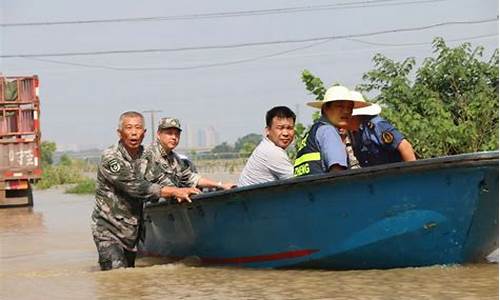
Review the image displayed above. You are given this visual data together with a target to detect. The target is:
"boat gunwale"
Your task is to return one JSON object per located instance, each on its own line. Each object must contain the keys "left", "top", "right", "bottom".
{"left": 145, "top": 151, "right": 499, "bottom": 210}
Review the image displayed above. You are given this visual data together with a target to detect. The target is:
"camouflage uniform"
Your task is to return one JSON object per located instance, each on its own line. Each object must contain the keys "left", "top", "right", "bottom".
{"left": 140, "top": 117, "right": 201, "bottom": 188}
{"left": 91, "top": 142, "right": 162, "bottom": 270}
{"left": 344, "top": 133, "right": 361, "bottom": 169}
{"left": 142, "top": 142, "right": 200, "bottom": 188}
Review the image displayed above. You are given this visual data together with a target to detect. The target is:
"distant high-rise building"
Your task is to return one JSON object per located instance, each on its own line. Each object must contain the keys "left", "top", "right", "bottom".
{"left": 205, "top": 126, "right": 219, "bottom": 148}
{"left": 197, "top": 129, "right": 207, "bottom": 148}
{"left": 185, "top": 124, "right": 196, "bottom": 149}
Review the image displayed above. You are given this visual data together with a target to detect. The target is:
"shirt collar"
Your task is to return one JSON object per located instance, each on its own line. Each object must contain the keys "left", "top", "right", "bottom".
{"left": 318, "top": 116, "right": 341, "bottom": 134}
{"left": 155, "top": 140, "right": 172, "bottom": 158}
{"left": 118, "top": 141, "right": 143, "bottom": 162}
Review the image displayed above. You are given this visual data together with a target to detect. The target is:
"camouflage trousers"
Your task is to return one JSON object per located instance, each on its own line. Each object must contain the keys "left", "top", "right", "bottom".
{"left": 93, "top": 238, "right": 137, "bottom": 271}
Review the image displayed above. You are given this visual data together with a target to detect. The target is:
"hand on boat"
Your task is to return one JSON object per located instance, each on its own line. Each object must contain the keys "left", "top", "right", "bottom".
{"left": 173, "top": 187, "right": 201, "bottom": 203}
{"left": 219, "top": 182, "right": 236, "bottom": 190}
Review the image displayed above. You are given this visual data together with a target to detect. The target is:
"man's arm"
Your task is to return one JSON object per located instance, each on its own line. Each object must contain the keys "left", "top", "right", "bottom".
{"left": 397, "top": 139, "right": 416, "bottom": 161}
{"left": 197, "top": 177, "right": 234, "bottom": 190}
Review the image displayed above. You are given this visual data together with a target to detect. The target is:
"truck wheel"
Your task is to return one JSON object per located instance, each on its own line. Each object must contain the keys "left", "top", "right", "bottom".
{"left": 27, "top": 184, "right": 34, "bottom": 207}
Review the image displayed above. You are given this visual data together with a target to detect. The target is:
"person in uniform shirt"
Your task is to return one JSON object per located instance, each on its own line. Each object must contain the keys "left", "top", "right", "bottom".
{"left": 142, "top": 117, "right": 234, "bottom": 193}
{"left": 91, "top": 111, "right": 199, "bottom": 271}
{"left": 294, "top": 86, "right": 371, "bottom": 176}
{"left": 348, "top": 91, "right": 416, "bottom": 167}
{"left": 238, "top": 106, "right": 295, "bottom": 186}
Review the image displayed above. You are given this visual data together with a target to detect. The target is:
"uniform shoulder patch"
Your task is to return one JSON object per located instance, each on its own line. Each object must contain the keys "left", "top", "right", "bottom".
{"left": 108, "top": 159, "right": 121, "bottom": 173}
{"left": 381, "top": 131, "right": 394, "bottom": 144}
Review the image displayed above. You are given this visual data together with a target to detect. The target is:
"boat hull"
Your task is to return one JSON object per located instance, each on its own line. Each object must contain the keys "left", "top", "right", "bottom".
{"left": 140, "top": 152, "right": 499, "bottom": 269}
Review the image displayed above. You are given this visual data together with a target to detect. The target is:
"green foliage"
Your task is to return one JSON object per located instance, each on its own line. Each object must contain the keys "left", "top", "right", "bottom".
{"left": 302, "top": 70, "right": 327, "bottom": 100}
{"left": 65, "top": 178, "right": 96, "bottom": 194}
{"left": 288, "top": 122, "right": 306, "bottom": 159}
{"left": 40, "top": 141, "right": 56, "bottom": 166}
{"left": 291, "top": 70, "right": 326, "bottom": 159}
{"left": 234, "top": 133, "right": 262, "bottom": 152}
{"left": 358, "top": 37, "right": 499, "bottom": 157}
{"left": 36, "top": 165, "right": 86, "bottom": 189}
{"left": 59, "top": 154, "right": 72, "bottom": 166}
{"left": 211, "top": 142, "right": 234, "bottom": 153}
{"left": 35, "top": 154, "right": 96, "bottom": 190}
{"left": 239, "top": 142, "right": 257, "bottom": 158}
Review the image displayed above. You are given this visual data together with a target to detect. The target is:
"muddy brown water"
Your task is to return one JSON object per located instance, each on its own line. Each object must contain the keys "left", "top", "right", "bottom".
{"left": 0, "top": 188, "right": 498, "bottom": 300}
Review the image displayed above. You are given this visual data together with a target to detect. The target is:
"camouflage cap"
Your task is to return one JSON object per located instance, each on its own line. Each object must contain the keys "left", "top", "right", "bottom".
{"left": 158, "top": 117, "right": 182, "bottom": 131}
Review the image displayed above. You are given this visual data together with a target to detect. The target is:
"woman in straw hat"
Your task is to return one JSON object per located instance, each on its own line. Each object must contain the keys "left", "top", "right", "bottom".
{"left": 348, "top": 91, "right": 416, "bottom": 167}
{"left": 293, "top": 85, "right": 371, "bottom": 177}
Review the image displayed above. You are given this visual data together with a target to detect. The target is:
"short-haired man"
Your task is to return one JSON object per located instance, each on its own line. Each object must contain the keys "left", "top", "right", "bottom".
{"left": 238, "top": 106, "right": 296, "bottom": 186}
{"left": 294, "top": 86, "right": 371, "bottom": 176}
{"left": 91, "top": 112, "right": 199, "bottom": 271}
{"left": 348, "top": 92, "right": 416, "bottom": 166}
{"left": 142, "top": 118, "right": 234, "bottom": 195}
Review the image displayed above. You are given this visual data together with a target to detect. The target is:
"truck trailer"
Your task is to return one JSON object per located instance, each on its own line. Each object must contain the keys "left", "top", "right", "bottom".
{"left": 0, "top": 75, "right": 42, "bottom": 207}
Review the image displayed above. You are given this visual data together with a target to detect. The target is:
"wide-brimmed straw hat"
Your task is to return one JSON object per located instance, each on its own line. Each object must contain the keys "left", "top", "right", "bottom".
{"left": 307, "top": 86, "right": 372, "bottom": 109}
{"left": 350, "top": 91, "right": 382, "bottom": 116}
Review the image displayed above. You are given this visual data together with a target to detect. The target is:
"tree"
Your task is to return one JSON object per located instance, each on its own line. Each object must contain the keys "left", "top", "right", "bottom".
{"left": 40, "top": 141, "right": 56, "bottom": 166}
{"left": 358, "top": 37, "right": 498, "bottom": 157}
{"left": 291, "top": 70, "right": 325, "bottom": 158}
{"left": 59, "top": 154, "right": 72, "bottom": 166}
{"left": 239, "top": 142, "right": 257, "bottom": 157}
{"left": 234, "top": 133, "right": 262, "bottom": 152}
{"left": 211, "top": 142, "right": 234, "bottom": 153}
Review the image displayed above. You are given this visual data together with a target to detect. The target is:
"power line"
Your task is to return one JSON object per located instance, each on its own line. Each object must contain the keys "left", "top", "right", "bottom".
{"left": 2, "top": 17, "right": 497, "bottom": 59}
{"left": 347, "top": 33, "right": 498, "bottom": 47}
{"left": 26, "top": 39, "right": 332, "bottom": 71}
{"left": 23, "top": 32, "right": 498, "bottom": 72}
{"left": 1, "top": 0, "right": 447, "bottom": 27}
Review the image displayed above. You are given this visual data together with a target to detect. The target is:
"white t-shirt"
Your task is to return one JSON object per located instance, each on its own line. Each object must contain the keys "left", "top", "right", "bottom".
{"left": 237, "top": 137, "right": 293, "bottom": 187}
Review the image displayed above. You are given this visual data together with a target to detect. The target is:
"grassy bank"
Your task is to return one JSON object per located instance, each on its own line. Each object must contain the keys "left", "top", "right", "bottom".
{"left": 35, "top": 157, "right": 245, "bottom": 195}
{"left": 65, "top": 178, "right": 96, "bottom": 194}
{"left": 36, "top": 158, "right": 97, "bottom": 194}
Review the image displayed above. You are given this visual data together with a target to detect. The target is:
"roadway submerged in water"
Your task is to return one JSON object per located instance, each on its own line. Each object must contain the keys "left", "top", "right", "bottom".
{"left": 0, "top": 188, "right": 498, "bottom": 299}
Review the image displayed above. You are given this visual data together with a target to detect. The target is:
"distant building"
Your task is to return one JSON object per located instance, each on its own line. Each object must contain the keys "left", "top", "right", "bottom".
{"left": 205, "top": 126, "right": 219, "bottom": 148}
{"left": 178, "top": 124, "right": 220, "bottom": 150}
{"left": 197, "top": 129, "right": 207, "bottom": 148}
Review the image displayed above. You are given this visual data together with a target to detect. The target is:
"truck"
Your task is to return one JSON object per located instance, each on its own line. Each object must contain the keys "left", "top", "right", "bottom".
{"left": 0, "top": 75, "right": 42, "bottom": 207}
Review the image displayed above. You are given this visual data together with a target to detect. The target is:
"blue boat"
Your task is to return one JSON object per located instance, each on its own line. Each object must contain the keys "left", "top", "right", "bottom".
{"left": 139, "top": 151, "right": 499, "bottom": 270}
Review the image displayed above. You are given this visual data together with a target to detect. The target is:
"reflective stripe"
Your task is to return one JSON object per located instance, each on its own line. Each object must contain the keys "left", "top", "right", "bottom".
{"left": 294, "top": 152, "right": 321, "bottom": 167}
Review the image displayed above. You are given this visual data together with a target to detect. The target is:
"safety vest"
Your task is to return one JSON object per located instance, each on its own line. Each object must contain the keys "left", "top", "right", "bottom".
{"left": 293, "top": 120, "right": 326, "bottom": 177}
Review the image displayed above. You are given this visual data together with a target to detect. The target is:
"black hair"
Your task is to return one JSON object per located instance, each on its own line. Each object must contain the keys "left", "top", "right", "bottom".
{"left": 265, "top": 106, "right": 296, "bottom": 127}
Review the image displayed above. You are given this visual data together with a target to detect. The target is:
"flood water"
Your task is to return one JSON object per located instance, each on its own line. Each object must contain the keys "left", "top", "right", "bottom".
{"left": 1, "top": 188, "right": 498, "bottom": 299}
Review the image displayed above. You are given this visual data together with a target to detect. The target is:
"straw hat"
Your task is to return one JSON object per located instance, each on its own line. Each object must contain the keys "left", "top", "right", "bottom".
{"left": 307, "top": 86, "right": 372, "bottom": 109}
{"left": 350, "top": 91, "right": 382, "bottom": 116}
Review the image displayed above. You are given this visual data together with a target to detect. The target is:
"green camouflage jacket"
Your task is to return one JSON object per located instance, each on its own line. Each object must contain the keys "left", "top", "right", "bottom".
{"left": 141, "top": 141, "right": 200, "bottom": 188}
{"left": 91, "top": 142, "right": 161, "bottom": 251}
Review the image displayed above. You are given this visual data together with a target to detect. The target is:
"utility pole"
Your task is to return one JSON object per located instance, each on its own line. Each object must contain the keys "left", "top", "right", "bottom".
{"left": 295, "top": 103, "right": 300, "bottom": 124}
{"left": 142, "top": 109, "right": 162, "bottom": 144}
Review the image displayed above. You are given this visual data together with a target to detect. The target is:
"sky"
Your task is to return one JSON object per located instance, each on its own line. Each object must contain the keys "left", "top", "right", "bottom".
{"left": 0, "top": 0, "right": 498, "bottom": 151}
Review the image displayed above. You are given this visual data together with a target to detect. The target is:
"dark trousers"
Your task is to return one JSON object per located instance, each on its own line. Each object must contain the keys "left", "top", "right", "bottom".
{"left": 95, "top": 240, "right": 137, "bottom": 271}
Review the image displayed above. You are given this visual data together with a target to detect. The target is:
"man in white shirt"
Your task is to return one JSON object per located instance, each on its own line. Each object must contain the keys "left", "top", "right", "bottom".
{"left": 238, "top": 106, "right": 296, "bottom": 186}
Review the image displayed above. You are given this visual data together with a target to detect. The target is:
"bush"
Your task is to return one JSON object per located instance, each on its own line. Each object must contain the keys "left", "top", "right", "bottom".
{"left": 36, "top": 165, "right": 87, "bottom": 189}
{"left": 65, "top": 178, "right": 96, "bottom": 194}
